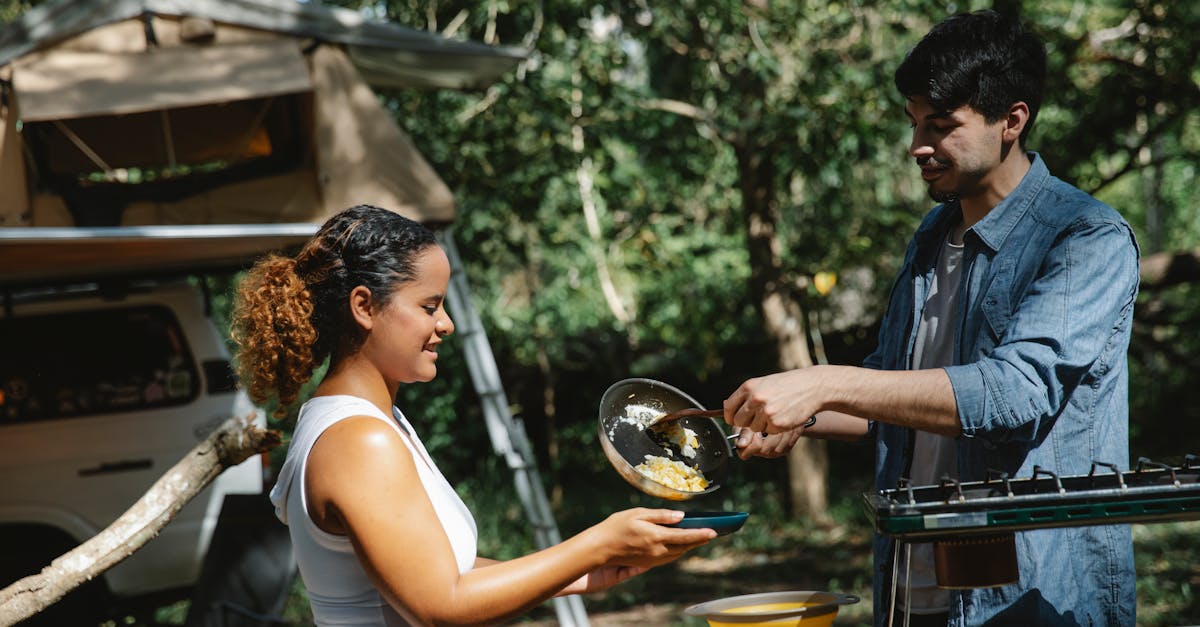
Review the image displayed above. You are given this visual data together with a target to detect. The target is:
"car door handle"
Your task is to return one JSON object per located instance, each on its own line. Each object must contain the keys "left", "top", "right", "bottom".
{"left": 77, "top": 458, "right": 153, "bottom": 477}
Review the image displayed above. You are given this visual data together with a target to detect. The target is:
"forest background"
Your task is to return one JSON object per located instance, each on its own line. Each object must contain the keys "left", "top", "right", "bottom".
{"left": 4, "top": 0, "right": 1199, "bottom": 624}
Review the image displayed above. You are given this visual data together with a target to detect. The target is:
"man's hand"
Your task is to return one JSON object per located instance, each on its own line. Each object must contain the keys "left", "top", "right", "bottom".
{"left": 724, "top": 368, "right": 830, "bottom": 434}
{"left": 732, "top": 427, "right": 803, "bottom": 460}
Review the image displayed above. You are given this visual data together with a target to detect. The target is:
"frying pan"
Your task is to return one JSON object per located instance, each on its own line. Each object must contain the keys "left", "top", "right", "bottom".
{"left": 598, "top": 378, "right": 734, "bottom": 500}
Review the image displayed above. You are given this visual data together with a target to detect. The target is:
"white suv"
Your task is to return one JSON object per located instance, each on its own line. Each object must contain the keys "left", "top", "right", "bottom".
{"left": 0, "top": 279, "right": 267, "bottom": 625}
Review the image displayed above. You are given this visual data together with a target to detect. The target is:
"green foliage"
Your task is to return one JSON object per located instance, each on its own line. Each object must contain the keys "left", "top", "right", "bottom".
{"left": 0, "top": 0, "right": 31, "bottom": 24}
{"left": 1134, "top": 521, "right": 1200, "bottom": 625}
{"left": 341, "top": 3, "right": 1199, "bottom": 620}
{"left": 4, "top": 0, "right": 1199, "bottom": 621}
{"left": 307, "top": 0, "right": 1199, "bottom": 590}
{"left": 340, "top": 1, "right": 945, "bottom": 489}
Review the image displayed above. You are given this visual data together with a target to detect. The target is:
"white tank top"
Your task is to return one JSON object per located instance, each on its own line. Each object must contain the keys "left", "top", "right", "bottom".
{"left": 270, "top": 395, "right": 478, "bottom": 626}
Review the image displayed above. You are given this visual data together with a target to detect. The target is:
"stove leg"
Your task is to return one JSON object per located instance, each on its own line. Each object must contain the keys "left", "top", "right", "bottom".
{"left": 887, "top": 540, "right": 901, "bottom": 627}
{"left": 902, "top": 542, "right": 913, "bottom": 627}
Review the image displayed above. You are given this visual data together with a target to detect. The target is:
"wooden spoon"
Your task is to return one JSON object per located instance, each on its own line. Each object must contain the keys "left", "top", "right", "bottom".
{"left": 648, "top": 407, "right": 724, "bottom": 427}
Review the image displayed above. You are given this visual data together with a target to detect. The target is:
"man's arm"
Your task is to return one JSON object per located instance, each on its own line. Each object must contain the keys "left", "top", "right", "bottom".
{"left": 724, "top": 365, "right": 959, "bottom": 438}
{"left": 728, "top": 217, "right": 1139, "bottom": 456}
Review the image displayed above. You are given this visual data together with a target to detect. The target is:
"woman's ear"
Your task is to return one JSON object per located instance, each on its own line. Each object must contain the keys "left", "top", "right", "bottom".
{"left": 348, "top": 285, "right": 374, "bottom": 331}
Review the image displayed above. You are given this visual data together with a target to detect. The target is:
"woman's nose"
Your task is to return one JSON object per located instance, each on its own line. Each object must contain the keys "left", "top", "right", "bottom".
{"left": 436, "top": 314, "right": 455, "bottom": 336}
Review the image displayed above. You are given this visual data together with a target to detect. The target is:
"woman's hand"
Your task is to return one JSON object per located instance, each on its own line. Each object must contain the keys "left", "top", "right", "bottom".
{"left": 590, "top": 508, "right": 716, "bottom": 569}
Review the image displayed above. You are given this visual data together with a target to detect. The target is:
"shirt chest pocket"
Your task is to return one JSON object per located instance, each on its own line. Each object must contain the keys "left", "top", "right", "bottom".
{"left": 980, "top": 261, "right": 1015, "bottom": 343}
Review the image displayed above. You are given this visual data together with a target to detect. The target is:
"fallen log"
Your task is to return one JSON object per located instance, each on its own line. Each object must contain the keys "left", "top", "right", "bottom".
{"left": 0, "top": 414, "right": 282, "bottom": 627}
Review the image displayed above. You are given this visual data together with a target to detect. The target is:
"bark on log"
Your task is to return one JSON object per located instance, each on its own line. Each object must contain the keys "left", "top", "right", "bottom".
{"left": 0, "top": 414, "right": 282, "bottom": 627}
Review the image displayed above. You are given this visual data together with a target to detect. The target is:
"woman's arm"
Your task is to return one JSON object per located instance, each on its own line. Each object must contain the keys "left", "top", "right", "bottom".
{"left": 474, "top": 530, "right": 649, "bottom": 597}
{"left": 306, "top": 417, "right": 714, "bottom": 626}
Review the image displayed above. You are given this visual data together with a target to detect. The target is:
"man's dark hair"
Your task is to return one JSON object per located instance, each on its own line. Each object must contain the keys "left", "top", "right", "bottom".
{"left": 894, "top": 10, "right": 1047, "bottom": 146}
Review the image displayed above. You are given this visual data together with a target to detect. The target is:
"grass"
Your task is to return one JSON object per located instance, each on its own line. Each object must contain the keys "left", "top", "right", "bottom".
{"left": 1133, "top": 520, "right": 1200, "bottom": 625}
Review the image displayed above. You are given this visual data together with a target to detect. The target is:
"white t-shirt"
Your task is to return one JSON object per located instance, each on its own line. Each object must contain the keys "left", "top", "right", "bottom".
{"left": 270, "top": 395, "right": 478, "bottom": 626}
{"left": 901, "top": 233, "right": 964, "bottom": 614}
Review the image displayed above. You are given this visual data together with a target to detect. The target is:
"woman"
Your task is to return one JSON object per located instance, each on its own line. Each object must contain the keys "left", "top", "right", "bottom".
{"left": 231, "top": 205, "right": 715, "bottom": 626}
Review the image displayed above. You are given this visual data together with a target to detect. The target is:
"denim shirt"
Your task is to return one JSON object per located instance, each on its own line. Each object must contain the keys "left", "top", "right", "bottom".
{"left": 864, "top": 154, "right": 1139, "bottom": 626}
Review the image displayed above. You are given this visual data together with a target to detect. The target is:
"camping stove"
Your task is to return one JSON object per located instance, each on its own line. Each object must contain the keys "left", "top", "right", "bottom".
{"left": 863, "top": 455, "right": 1200, "bottom": 624}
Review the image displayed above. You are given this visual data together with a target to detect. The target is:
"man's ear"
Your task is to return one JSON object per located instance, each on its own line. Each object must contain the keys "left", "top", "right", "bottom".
{"left": 1003, "top": 101, "right": 1031, "bottom": 145}
{"left": 348, "top": 285, "right": 374, "bottom": 331}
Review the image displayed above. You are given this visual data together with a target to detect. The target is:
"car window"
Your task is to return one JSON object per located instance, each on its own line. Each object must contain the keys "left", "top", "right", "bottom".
{"left": 0, "top": 305, "right": 199, "bottom": 423}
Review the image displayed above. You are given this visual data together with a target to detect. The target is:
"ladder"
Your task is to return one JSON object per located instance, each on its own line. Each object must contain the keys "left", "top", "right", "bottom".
{"left": 438, "top": 229, "right": 590, "bottom": 626}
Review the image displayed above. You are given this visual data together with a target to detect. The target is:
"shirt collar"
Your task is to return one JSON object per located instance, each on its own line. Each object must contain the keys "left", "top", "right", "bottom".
{"left": 913, "top": 152, "right": 1049, "bottom": 257}
{"left": 968, "top": 152, "right": 1049, "bottom": 251}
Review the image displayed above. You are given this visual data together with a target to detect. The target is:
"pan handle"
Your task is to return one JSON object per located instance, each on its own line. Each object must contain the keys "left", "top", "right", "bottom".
{"left": 723, "top": 417, "right": 813, "bottom": 451}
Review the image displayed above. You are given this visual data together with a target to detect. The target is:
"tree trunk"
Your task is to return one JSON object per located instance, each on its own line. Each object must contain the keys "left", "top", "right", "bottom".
{"left": 734, "top": 141, "right": 830, "bottom": 522}
{"left": 1139, "top": 122, "right": 1165, "bottom": 255}
{"left": 0, "top": 415, "right": 281, "bottom": 626}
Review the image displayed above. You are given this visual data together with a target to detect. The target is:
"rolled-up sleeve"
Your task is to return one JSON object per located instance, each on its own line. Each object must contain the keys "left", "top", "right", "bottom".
{"left": 946, "top": 218, "right": 1139, "bottom": 442}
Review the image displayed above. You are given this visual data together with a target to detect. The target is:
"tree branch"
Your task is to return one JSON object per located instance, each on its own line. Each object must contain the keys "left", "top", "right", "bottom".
{"left": 0, "top": 414, "right": 281, "bottom": 626}
{"left": 1087, "top": 11, "right": 1140, "bottom": 50}
{"left": 1140, "top": 248, "right": 1200, "bottom": 291}
{"left": 638, "top": 98, "right": 730, "bottom": 143}
{"left": 1089, "top": 146, "right": 1198, "bottom": 197}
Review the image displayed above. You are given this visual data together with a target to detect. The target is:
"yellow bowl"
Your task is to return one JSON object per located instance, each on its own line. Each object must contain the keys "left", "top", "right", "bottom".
{"left": 684, "top": 591, "right": 860, "bottom": 627}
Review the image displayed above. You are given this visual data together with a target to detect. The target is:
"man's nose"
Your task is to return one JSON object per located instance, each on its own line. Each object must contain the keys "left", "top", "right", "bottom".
{"left": 909, "top": 131, "right": 935, "bottom": 158}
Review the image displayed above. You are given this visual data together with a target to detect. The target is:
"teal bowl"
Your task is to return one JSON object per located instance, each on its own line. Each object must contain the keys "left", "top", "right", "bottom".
{"left": 665, "top": 511, "right": 749, "bottom": 536}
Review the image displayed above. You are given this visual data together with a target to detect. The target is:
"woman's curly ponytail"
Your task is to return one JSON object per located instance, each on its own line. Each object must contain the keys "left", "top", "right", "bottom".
{"left": 230, "top": 204, "right": 438, "bottom": 418}
{"left": 231, "top": 255, "right": 319, "bottom": 417}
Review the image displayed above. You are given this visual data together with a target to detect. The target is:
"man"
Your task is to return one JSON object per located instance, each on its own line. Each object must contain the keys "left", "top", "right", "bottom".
{"left": 723, "top": 10, "right": 1138, "bottom": 626}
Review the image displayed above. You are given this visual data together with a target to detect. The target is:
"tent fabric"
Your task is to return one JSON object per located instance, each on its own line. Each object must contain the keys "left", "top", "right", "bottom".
{"left": 0, "top": 68, "right": 30, "bottom": 226}
{"left": 311, "top": 45, "right": 456, "bottom": 225}
{"left": 0, "top": 0, "right": 526, "bottom": 91}
{"left": 0, "top": 0, "right": 509, "bottom": 228}
{"left": 13, "top": 39, "right": 312, "bottom": 121}
{"left": 346, "top": 45, "right": 518, "bottom": 91}
{"left": 0, "top": 223, "right": 319, "bottom": 286}
{"left": 119, "top": 168, "right": 324, "bottom": 226}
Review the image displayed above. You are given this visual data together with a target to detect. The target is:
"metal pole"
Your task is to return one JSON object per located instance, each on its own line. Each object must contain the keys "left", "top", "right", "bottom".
{"left": 437, "top": 229, "right": 590, "bottom": 626}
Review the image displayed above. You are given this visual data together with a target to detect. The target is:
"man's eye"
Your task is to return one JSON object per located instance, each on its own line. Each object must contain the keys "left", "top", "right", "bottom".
{"left": 423, "top": 305, "right": 438, "bottom": 314}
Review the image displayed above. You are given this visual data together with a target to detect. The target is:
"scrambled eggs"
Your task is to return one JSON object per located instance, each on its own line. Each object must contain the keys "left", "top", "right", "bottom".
{"left": 634, "top": 454, "right": 709, "bottom": 492}
{"left": 658, "top": 421, "right": 700, "bottom": 459}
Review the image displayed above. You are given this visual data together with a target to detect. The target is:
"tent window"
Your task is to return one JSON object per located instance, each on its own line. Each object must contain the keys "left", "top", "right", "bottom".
{"left": 22, "top": 92, "right": 312, "bottom": 226}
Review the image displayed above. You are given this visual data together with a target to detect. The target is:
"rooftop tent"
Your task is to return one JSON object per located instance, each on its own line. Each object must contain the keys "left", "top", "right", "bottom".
{"left": 0, "top": 0, "right": 527, "bottom": 234}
